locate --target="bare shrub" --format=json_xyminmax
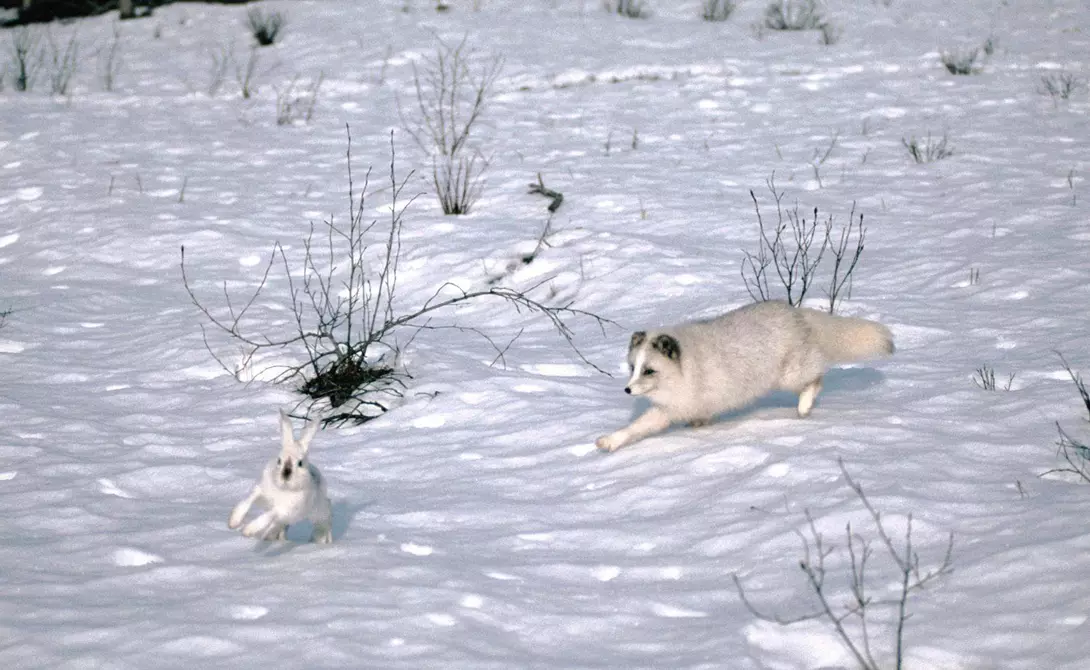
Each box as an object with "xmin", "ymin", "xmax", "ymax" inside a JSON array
[
  {"xmin": 247, "ymin": 7, "xmax": 286, "ymax": 47},
  {"xmin": 46, "ymin": 28, "xmax": 79, "ymax": 95},
  {"xmin": 206, "ymin": 42, "xmax": 231, "ymax": 97},
  {"xmin": 181, "ymin": 129, "xmax": 610, "ymax": 425},
  {"xmin": 765, "ymin": 0, "xmax": 824, "ymax": 30},
  {"xmin": 734, "ymin": 459, "xmax": 955, "ymax": 670},
  {"xmin": 701, "ymin": 0, "xmax": 735, "ymax": 21},
  {"xmin": 398, "ymin": 36, "xmax": 502, "ymax": 215},
  {"xmin": 740, "ymin": 175, "xmax": 867, "ymax": 313},
  {"xmin": 902, "ymin": 132, "xmax": 953, "ymax": 163},
  {"xmin": 818, "ymin": 20, "xmax": 842, "ymax": 45},
  {"xmin": 1038, "ymin": 71, "xmax": 1085, "ymax": 103},
  {"xmin": 98, "ymin": 24, "xmax": 123, "ymax": 92},
  {"xmin": 1043, "ymin": 353, "xmax": 1090, "ymax": 484},
  {"xmin": 605, "ymin": 0, "xmax": 648, "ymax": 18},
  {"xmin": 940, "ymin": 48, "xmax": 980, "ymax": 75},
  {"xmin": 275, "ymin": 73, "xmax": 324, "ymax": 125},
  {"xmin": 9, "ymin": 26, "xmax": 43, "ymax": 92},
  {"xmin": 234, "ymin": 45, "xmax": 260, "ymax": 99},
  {"xmin": 972, "ymin": 364, "xmax": 1014, "ymax": 391}
]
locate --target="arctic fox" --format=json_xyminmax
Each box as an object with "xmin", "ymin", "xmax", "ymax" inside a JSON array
[{"xmin": 595, "ymin": 301, "xmax": 894, "ymax": 452}]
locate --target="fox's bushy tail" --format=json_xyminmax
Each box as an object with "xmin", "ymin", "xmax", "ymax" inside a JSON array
[{"xmin": 801, "ymin": 309, "xmax": 894, "ymax": 364}]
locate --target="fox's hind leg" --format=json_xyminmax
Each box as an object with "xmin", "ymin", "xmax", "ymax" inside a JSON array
[{"xmin": 797, "ymin": 376, "xmax": 823, "ymax": 418}]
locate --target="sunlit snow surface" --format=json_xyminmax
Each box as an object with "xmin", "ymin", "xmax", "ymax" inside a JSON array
[{"xmin": 2, "ymin": 0, "xmax": 1090, "ymax": 667}]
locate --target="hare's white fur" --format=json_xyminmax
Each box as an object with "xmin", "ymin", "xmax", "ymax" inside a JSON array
[{"xmin": 227, "ymin": 409, "xmax": 333, "ymax": 543}]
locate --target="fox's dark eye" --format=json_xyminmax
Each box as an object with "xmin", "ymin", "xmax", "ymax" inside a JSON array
[
  {"xmin": 296, "ymin": 459, "xmax": 304, "ymax": 468},
  {"xmin": 643, "ymin": 368, "xmax": 656, "ymax": 377},
  {"xmin": 276, "ymin": 457, "xmax": 282, "ymax": 465}
]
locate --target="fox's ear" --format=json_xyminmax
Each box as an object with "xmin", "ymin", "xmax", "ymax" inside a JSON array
[
  {"xmin": 651, "ymin": 334, "xmax": 681, "ymax": 362},
  {"xmin": 279, "ymin": 409, "xmax": 295, "ymax": 451},
  {"xmin": 629, "ymin": 331, "xmax": 647, "ymax": 352}
]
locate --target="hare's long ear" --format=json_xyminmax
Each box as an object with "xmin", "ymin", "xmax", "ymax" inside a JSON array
[
  {"xmin": 279, "ymin": 409, "xmax": 296, "ymax": 451},
  {"xmin": 298, "ymin": 418, "xmax": 321, "ymax": 453}
]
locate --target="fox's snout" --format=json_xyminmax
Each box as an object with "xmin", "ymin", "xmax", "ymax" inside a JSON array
[{"xmin": 624, "ymin": 386, "xmax": 633, "ymax": 395}]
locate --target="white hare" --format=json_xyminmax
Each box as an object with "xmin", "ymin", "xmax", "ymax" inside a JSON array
[{"xmin": 228, "ymin": 409, "xmax": 333, "ymax": 543}]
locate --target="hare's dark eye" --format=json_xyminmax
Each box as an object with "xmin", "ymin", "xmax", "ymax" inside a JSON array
[
  {"xmin": 296, "ymin": 459, "xmax": 304, "ymax": 468},
  {"xmin": 643, "ymin": 368, "xmax": 656, "ymax": 377}
]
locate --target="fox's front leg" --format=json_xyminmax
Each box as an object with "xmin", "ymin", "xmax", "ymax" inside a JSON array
[
  {"xmin": 228, "ymin": 485, "xmax": 262, "ymax": 530},
  {"xmin": 596, "ymin": 406, "xmax": 672, "ymax": 452}
]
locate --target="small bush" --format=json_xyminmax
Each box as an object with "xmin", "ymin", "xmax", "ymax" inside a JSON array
[
  {"xmin": 605, "ymin": 0, "xmax": 648, "ymax": 18},
  {"xmin": 818, "ymin": 20, "xmax": 841, "ymax": 45},
  {"xmin": 765, "ymin": 0, "xmax": 824, "ymax": 30},
  {"xmin": 1038, "ymin": 71, "xmax": 1085, "ymax": 102},
  {"xmin": 182, "ymin": 130, "xmax": 611, "ymax": 425},
  {"xmin": 902, "ymin": 132, "xmax": 953, "ymax": 163},
  {"xmin": 45, "ymin": 28, "xmax": 79, "ymax": 95},
  {"xmin": 940, "ymin": 47, "xmax": 980, "ymax": 75},
  {"xmin": 398, "ymin": 36, "xmax": 502, "ymax": 215},
  {"xmin": 734, "ymin": 460, "xmax": 954, "ymax": 670},
  {"xmin": 8, "ymin": 26, "xmax": 43, "ymax": 92},
  {"xmin": 973, "ymin": 364, "xmax": 1014, "ymax": 391},
  {"xmin": 701, "ymin": 0, "xmax": 735, "ymax": 21},
  {"xmin": 247, "ymin": 7, "xmax": 285, "ymax": 47},
  {"xmin": 275, "ymin": 73, "xmax": 324, "ymax": 126},
  {"xmin": 1044, "ymin": 354, "xmax": 1090, "ymax": 484},
  {"xmin": 741, "ymin": 175, "xmax": 866, "ymax": 313}
]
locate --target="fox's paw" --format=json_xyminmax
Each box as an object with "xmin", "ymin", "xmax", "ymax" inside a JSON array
[{"xmin": 595, "ymin": 435, "xmax": 622, "ymax": 452}]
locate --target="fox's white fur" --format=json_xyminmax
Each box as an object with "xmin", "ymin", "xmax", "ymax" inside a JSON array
[
  {"xmin": 596, "ymin": 301, "xmax": 894, "ymax": 452},
  {"xmin": 228, "ymin": 409, "xmax": 333, "ymax": 543}
]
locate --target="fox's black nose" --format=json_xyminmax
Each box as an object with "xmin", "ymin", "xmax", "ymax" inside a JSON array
[{"xmin": 624, "ymin": 387, "xmax": 632, "ymax": 394}]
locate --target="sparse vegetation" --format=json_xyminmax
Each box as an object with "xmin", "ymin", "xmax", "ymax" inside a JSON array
[
  {"xmin": 247, "ymin": 7, "xmax": 286, "ymax": 47},
  {"xmin": 1043, "ymin": 354, "xmax": 1090, "ymax": 484},
  {"xmin": 275, "ymin": 73, "xmax": 324, "ymax": 125},
  {"xmin": 98, "ymin": 23, "xmax": 123, "ymax": 92},
  {"xmin": 741, "ymin": 175, "xmax": 867, "ymax": 313},
  {"xmin": 973, "ymin": 364, "xmax": 1014, "ymax": 391},
  {"xmin": 941, "ymin": 47, "xmax": 980, "ymax": 75},
  {"xmin": 1038, "ymin": 71, "xmax": 1085, "ymax": 103},
  {"xmin": 701, "ymin": 0, "xmax": 735, "ymax": 22},
  {"xmin": 181, "ymin": 129, "xmax": 610, "ymax": 424},
  {"xmin": 398, "ymin": 36, "xmax": 502, "ymax": 215},
  {"xmin": 818, "ymin": 20, "xmax": 841, "ymax": 45},
  {"xmin": 605, "ymin": 0, "xmax": 648, "ymax": 19},
  {"xmin": 764, "ymin": 0, "xmax": 824, "ymax": 31},
  {"xmin": 734, "ymin": 459, "xmax": 955, "ymax": 670},
  {"xmin": 902, "ymin": 132, "xmax": 953, "ymax": 163},
  {"xmin": 9, "ymin": 26, "xmax": 43, "ymax": 92},
  {"xmin": 45, "ymin": 28, "xmax": 79, "ymax": 95}
]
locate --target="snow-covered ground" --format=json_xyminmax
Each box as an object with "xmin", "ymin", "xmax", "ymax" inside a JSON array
[{"xmin": 2, "ymin": 0, "xmax": 1090, "ymax": 667}]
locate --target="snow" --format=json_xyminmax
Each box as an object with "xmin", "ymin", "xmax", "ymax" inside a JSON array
[{"xmin": 2, "ymin": 0, "xmax": 1090, "ymax": 667}]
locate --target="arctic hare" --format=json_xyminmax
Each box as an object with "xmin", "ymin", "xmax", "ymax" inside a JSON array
[{"xmin": 228, "ymin": 409, "xmax": 333, "ymax": 543}]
